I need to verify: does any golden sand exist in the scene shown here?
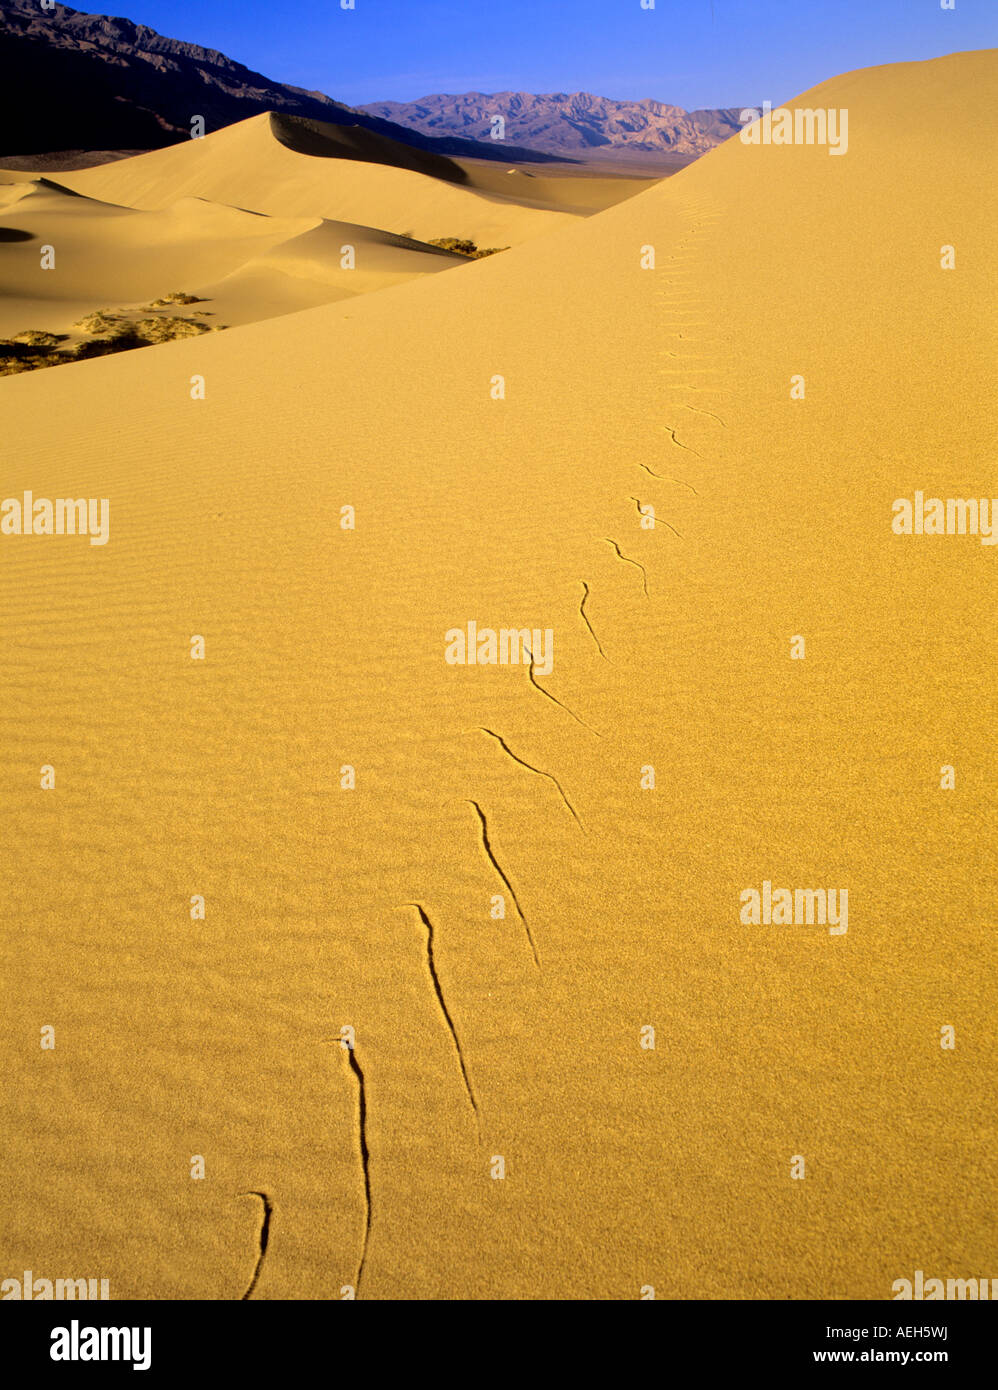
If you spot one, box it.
[0,52,995,1299]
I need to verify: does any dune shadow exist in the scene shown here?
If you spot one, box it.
[269,113,472,186]
[0,227,34,241]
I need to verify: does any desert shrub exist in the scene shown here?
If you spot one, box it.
[74,311,121,335]
[427,236,508,259]
[2,308,221,374]
[10,329,65,348]
[146,291,205,307]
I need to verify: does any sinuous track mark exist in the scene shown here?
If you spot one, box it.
[404,902,482,1122]
[477,727,584,830]
[630,496,684,540]
[603,537,649,598]
[465,799,540,967]
[579,581,608,661]
[345,1046,372,1294]
[240,1191,273,1301]
[524,646,601,737]
[665,425,702,457]
[680,401,726,428]
[637,463,696,497]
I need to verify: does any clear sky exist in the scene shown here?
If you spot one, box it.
[88,0,997,110]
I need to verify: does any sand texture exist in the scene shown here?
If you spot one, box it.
[0,51,995,1299]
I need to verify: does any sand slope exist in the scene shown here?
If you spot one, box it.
[0,51,995,1299]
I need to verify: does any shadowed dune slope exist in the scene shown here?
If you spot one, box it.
[1,51,996,1299]
[268,113,474,184]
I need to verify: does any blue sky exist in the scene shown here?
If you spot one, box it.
[98,0,996,110]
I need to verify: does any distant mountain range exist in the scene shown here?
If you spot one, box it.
[0,0,560,162]
[361,91,744,159]
[0,0,740,165]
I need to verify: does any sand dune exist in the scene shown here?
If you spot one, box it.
[0,177,312,333]
[59,112,655,246]
[1,51,995,1300]
[0,172,468,342]
[193,220,468,326]
[2,113,653,348]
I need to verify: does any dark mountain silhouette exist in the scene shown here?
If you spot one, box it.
[0,0,563,162]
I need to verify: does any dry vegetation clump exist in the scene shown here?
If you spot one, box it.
[426,237,508,259]
[74,311,120,335]
[146,291,205,307]
[0,330,70,375]
[130,316,215,344]
[1,297,223,375]
[9,329,64,347]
